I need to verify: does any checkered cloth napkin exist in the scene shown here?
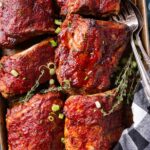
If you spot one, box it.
[114,83,150,150]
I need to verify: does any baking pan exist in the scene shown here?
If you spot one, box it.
[136,0,150,54]
[0,1,149,150]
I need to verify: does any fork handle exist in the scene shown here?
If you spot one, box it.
[136,35,150,69]
[131,35,150,102]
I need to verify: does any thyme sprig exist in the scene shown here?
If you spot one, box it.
[100,53,137,116]
[40,85,70,94]
[115,53,135,100]
[20,62,57,102]
[40,79,71,94]
[23,70,45,102]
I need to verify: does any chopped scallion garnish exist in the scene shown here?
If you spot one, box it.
[54,19,62,26]
[50,40,58,47]
[47,62,55,69]
[49,79,55,85]
[49,68,55,76]
[55,27,61,34]
[58,113,64,119]
[95,101,101,109]
[48,116,54,122]
[52,104,60,112]
[84,76,89,81]
[11,69,19,77]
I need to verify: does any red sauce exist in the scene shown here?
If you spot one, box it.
[7,92,64,150]
[56,14,130,95]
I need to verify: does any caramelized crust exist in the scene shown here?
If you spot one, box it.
[64,90,124,150]
[0,39,55,98]
[57,0,120,16]
[0,0,55,48]
[6,92,64,150]
[55,15,130,95]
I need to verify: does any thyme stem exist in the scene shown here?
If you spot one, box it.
[23,70,45,102]
[101,53,137,116]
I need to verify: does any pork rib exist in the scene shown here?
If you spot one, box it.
[6,92,64,150]
[64,90,124,150]
[55,14,130,95]
[57,0,120,16]
[0,0,55,48]
[0,39,55,98]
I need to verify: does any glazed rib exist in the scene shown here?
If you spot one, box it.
[0,0,55,48]
[64,90,124,150]
[0,39,55,98]
[6,92,64,150]
[57,0,120,16]
[55,14,130,95]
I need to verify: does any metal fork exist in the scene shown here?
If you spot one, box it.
[130,1,150,68]
[111,0,150,102]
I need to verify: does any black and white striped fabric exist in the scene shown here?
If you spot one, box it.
[114,83,150,150]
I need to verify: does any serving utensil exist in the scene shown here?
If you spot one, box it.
[131,1,150,68]
[111,0,150,102]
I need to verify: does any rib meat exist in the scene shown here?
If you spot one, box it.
[57,0,120,16]
[0,0,55,48]
[64,90,124,150]
[55,15,130,95]
[0,39,55,98]
[6,92,64,150]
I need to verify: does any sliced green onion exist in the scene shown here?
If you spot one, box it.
[11,69,19,77]
[52,104,60,112]
[49,79,55,85]
[84,76,89,81]
[95,101,101,109]
[54,19,62,26]
[58,113,64,119]
[50,40,58,47]
[47,62,55,69]
[55,27,61,34]
[61,137,65,144]
[48,116,54,122]
[49,69,55,76]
